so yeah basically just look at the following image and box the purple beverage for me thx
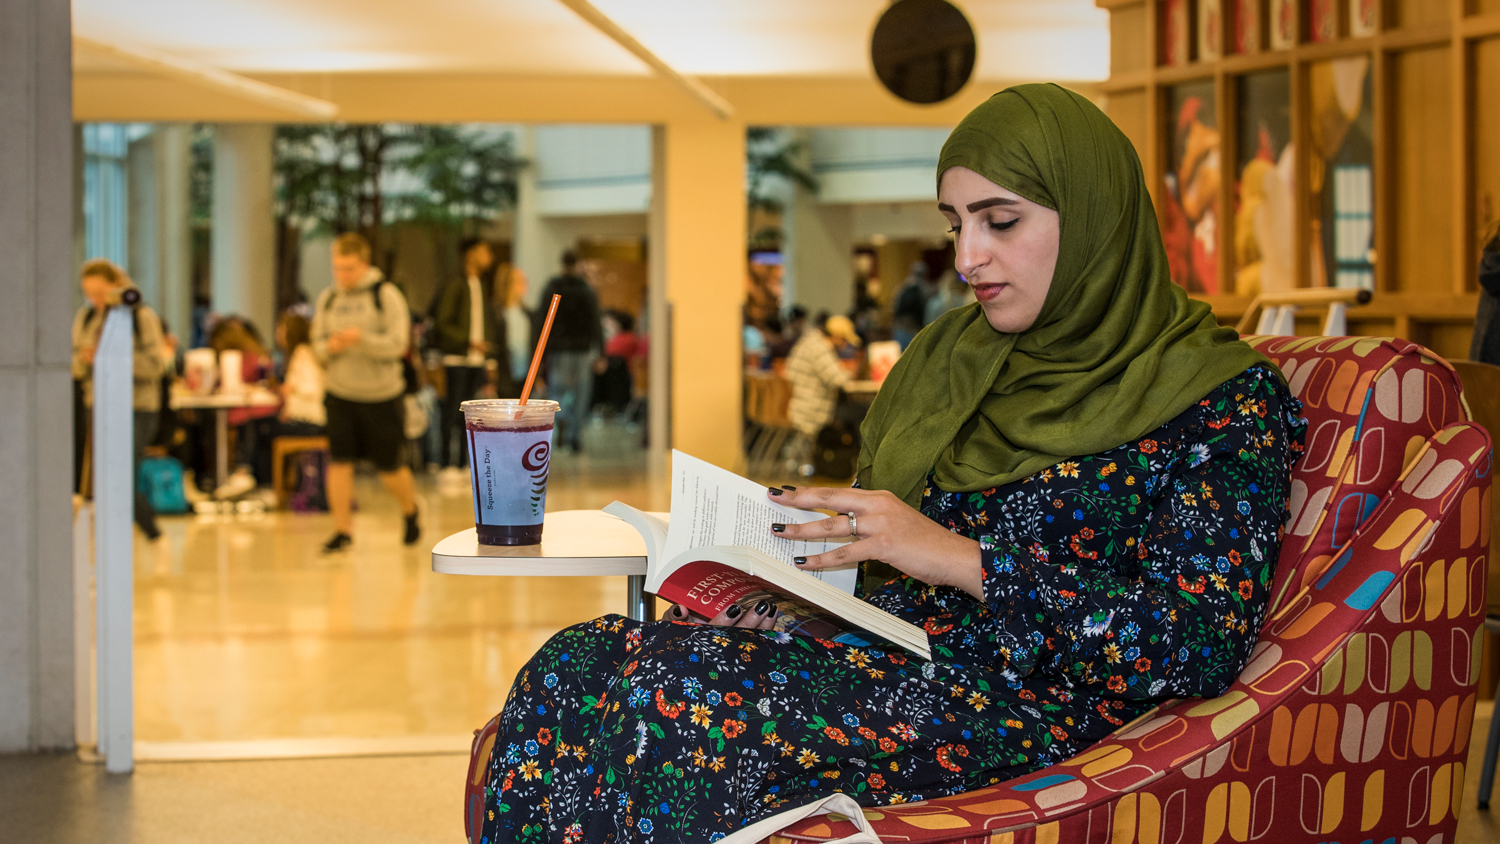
[461,399,559,546]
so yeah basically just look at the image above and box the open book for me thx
[604,452,930,659]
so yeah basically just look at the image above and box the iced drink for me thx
[461,399,559,545]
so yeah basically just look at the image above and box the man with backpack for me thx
[311,232,420,553]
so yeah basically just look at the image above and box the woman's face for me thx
[937,166,1060,334]
[81,273,115,309]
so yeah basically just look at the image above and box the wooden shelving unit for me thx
[1098,0,1500,359]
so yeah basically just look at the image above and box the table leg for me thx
[626,575,655,622]
[215,408,229,488]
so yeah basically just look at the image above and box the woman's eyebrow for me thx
[966,197,1020,212]
[936,198,1021,214]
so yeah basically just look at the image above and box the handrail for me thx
[1234,287,1373,335]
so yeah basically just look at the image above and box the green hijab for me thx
[857,83,1271,507]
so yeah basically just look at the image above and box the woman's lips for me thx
[971,282,1007,302]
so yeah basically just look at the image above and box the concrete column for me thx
[0,0,76,751]
[155,125,193,342]
[511,127,548,309]
[127,133,159,307]
[785,199,855,320]
[211,124,276,334]
[657,117,746,470]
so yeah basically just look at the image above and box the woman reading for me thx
[475,83,1306,844]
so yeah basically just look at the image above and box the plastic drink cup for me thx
[461,399,559,545]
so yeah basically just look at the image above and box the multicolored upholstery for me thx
[765,337,1492,844]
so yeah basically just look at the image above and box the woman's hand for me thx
[768,486,985,600]
[663,600,778,630]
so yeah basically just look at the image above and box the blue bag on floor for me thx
[289,449,329,513]
[138,455,189,515]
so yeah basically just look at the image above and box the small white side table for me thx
[431,509,663,621]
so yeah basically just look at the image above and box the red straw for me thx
[519,294,562,405]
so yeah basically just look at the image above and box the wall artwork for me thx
[1199,0,1224,61]
[1163,0,1191,65]
[1309,0,1339,42]
[1234,70,1294,297]
[1234,0,1261,53]
[1349,0,1377,36]
[1163,81,1221,294]
[1269,0,1297,49]
[1310,56,1375,290]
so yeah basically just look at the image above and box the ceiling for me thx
[71,0,1110,82]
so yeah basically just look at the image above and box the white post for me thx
[73,503,95,749]
[93,304,135,774]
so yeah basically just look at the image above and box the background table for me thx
[431,509,664,621]
[170,387,280,486]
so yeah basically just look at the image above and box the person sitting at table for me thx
[473,83,1307,843]
[238,310,327,488]
[71,258,169,540]
[208,316,278,499]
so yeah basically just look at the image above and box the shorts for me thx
[324,394,405,472]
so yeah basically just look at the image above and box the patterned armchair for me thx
[764,337,1493,844]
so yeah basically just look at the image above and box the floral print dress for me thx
[477,366,1306,843]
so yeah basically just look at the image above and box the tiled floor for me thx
[4,709,1497,843]
[24,422,1497,841]
[133,425,670,746]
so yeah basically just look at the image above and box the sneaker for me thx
[321,532,353,554]
[181,471,210,504]
[213,468,257,501]
[403,511,421,545]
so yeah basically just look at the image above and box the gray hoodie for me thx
[311,268,411,402]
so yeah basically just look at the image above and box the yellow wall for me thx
[658,115,746,469]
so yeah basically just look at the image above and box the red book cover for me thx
[655,560,892,648]
[655,560,777,619]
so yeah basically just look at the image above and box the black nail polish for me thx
[725,604,742,619]
[768,487,783,496]
[793,556,807,566]
[782,485,798,491]
[771,523,785,533]
[754,600,772,616]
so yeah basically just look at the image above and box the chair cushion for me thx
[1244,337,1470,614]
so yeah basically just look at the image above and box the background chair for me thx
[270,434,329,510]
[761,337,1492,843]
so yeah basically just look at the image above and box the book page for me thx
[665,452,858,593]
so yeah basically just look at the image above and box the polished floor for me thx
[134,421,670,746]
[21,419,1500,841]
[4,708,1497,844]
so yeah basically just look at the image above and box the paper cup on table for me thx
[183,348,218,395]
[462,399,559,546]
[218,349,244,395]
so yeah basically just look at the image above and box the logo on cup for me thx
[523,441,550,516]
